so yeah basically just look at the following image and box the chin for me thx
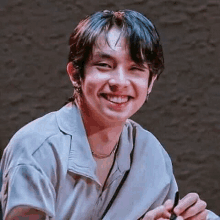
[103,111,133,123]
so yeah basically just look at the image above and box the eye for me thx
[130,66,145,72]
[97,63,111,68]
[95,62,112,71]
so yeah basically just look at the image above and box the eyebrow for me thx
[92,52,113,60]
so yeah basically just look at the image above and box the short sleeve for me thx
[162,173,178,202]
[160,146,179,202]
[1,164,56,219]
[207,210,220,220]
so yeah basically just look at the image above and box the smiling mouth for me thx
[101,94,131,104]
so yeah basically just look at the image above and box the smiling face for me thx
[68,27,157,126]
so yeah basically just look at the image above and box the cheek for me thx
[85,83,94,96]
[82,76,101,97]
[135,79,149,94]
[82,71,108,94]
[134,80,149,106]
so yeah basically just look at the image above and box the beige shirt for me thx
[0,103,218,219]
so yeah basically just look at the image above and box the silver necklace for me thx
[91,143,118,159]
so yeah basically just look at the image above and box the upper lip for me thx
[100,93,133,98]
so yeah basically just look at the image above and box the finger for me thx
[143,205,171,220]
[163,199,174,211]
[174,193,199,215]
[180,199,207,219]
[184,209,208,220]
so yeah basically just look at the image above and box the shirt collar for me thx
[55,103,133,179]
[115,122,133,173]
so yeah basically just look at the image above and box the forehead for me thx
[92,27,128,56]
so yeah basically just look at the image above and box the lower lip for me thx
[101,96,130,111]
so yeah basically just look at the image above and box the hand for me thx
[142,200,183,220]
[173,192,208,220]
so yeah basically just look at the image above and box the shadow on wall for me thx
[0,203,2,220]
[0,137,2,219]
[0,139,3,160]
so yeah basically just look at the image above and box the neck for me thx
[78,104,125,156]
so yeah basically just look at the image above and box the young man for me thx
[0,10,219,220]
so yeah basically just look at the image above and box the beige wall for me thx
[0,0,219,214]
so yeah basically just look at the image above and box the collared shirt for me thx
[0,103,218,220]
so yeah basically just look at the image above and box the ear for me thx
[147,74,157,95]
[67,62,80,87]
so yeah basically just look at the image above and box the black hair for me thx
[67,9,164,102]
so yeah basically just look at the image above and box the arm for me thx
[159,149,219,220]
[140,193,219,220]
[1,165,55,220]
[6,206,47,220]
[139,175,218,219]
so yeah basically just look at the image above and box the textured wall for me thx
[0,0,219,214]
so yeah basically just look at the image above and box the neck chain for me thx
[91,143,118,159]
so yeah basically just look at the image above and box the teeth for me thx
[105,95,129,103]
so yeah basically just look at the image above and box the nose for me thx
[108,67,130,89]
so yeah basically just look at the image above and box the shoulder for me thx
[0,109,69,177]
[6,111,59,152]
[126,119,163,149]
[126,119,173,175]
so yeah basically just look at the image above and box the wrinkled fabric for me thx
[0,103,218,219]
